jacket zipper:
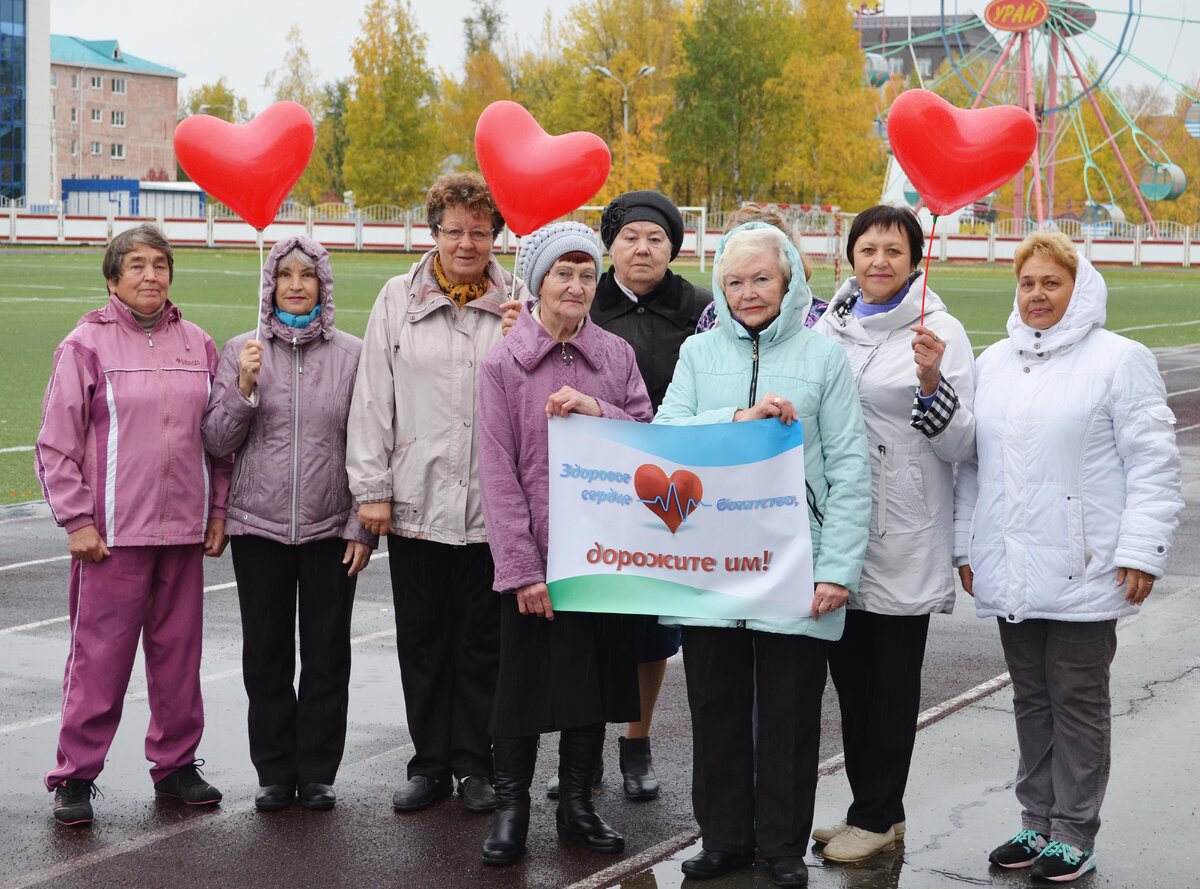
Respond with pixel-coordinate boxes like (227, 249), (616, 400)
(147, 326), (171, 535)
(747, 338), (760, 407)
(738, 338), (760, 630)
(289, 336), (302, 543)
(876, 444), (887, 537)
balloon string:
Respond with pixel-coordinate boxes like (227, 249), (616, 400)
(920, 216), (937, 327)
(255, 229), (264, 342)
(511, 238), (521, 305)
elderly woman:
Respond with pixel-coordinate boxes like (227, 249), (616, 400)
(477, 221), (652, 866)
(695, 205), (821, 333)
(809, 205), (976, 862)
(202, 237), (373, 812)
(956, 232), (1182, 883)
(346, 173), (528, 815)
(37, 224), (231, 827)
(654, 223), (870, 887)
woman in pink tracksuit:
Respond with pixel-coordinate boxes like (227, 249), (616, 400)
(36, 224), (232, 827)
(203, 236), (374, 813)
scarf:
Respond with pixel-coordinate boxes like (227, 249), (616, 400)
(433, 254), (490, 308)
(274, 304), (322, 328)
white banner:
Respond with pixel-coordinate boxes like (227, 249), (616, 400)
(546, 414), (815, 619)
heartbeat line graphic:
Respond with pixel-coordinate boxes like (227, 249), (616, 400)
(638, 484), (708, 524)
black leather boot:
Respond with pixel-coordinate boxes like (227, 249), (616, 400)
(546, 729), (604, 798)
(556, 726), (624, 853)
(481, 736), (537, 866)
(618, 735), (659, 801)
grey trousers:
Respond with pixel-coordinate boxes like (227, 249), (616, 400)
(997, 617), (1118, 850)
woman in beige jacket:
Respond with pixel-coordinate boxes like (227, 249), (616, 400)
(346, 173), (529, 817)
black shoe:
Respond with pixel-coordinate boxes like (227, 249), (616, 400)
(555, 726), (624, 854)
(458, 775), (496, 813)
(53, 779), (97, 827)
(989, 829), (1049, 868)
(154, 760), (222, 805)
(618, 735), (660, 801)
(391, 775), (451, 812)
(768, 857), (809, 887)
(680, 849), (755, 880)
(254, 784), (295, 812)
(482, 736), (537, 867)
(299, 783), (336, 811)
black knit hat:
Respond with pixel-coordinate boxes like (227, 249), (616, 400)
(599, 190), (685, 259)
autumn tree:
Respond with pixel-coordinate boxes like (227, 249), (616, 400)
(306, 80), (352, 205)
(266, 25), (323, 114)
(768, 0), (885, 210)
(557, 0), (679, 199)
(343, 0), (440, 207)
(180, 76), (250, 123)
(264, 26), (331, 205)
(436, 0), (513, 170)
(665, 0), (802, 209)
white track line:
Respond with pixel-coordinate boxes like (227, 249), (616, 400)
(0, 624), (395, 736)
(0, 446), (35, 454)
(1167, 386), (1200, 397)
(0, 555), (71, 572)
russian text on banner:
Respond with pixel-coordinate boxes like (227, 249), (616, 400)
(546, 414), (814, 619)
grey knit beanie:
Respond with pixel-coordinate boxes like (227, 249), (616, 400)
(515, 222), (603, 298)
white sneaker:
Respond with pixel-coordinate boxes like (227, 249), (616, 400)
(813, 819), (905, 844)
(821, 825), (897, 863)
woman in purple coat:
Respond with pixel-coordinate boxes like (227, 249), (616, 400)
(202, 237), (375, 813)
(476, 222), (653, 866)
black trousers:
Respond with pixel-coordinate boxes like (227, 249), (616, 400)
(682, 625), (829, 859)
(230, 534), (357, 787)
(388, 535), (498, 781)
(827, 608), (930, 833)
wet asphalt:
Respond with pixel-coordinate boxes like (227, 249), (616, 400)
(1, 346), (1198, 889)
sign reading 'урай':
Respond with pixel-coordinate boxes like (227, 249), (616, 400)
(984, 0), (1049, 32)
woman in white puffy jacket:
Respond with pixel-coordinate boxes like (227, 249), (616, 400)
(812, 205), (976, 864)
(955, 231), (1182, 884)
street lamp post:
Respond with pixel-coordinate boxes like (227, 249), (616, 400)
(584, 64), (656, 188)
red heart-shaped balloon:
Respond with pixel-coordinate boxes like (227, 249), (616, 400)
(174, 101), (315, 230)
(886, 90), (1037, 216)
(475, 101), (611, 236)
(634, 464), (704, 535)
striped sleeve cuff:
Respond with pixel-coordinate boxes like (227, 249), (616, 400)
(910, 376), (958, 438)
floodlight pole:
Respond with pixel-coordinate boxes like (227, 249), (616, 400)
(585, 64), (656, 189)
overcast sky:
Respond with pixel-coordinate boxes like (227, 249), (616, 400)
(48, 0), (1199, 114)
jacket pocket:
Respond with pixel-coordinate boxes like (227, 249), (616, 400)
(1066, 494), (1085, 580)
(389, 437), (419, 510)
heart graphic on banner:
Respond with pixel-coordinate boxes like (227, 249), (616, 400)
(886, 89), (1037, 216)
(475, 100), (611, 236)
(634, 464), (704, 534)
(174, 101), (315, 230)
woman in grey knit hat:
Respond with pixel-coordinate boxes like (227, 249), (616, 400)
(476, 221), (653, 866)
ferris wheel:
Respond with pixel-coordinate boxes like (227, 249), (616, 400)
(865, 0), (1200, 236)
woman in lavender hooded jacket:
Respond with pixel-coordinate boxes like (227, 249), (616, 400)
(476, 222), (653, 867)
(202, 237), (374, 813)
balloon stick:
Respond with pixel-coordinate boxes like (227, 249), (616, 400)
(255, 229), (265, 342)
(920, 215), (938, 327)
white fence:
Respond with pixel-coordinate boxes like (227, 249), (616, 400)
(2, 204), (1199, 268)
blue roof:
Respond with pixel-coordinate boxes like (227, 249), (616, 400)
(50, 35), (184, 79)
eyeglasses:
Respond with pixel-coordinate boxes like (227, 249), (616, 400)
(435, 226), (495, 243)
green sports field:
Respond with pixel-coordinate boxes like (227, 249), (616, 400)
(2, 247), (1198, 504)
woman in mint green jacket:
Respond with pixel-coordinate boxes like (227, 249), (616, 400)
(654, 223), (870, 887)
